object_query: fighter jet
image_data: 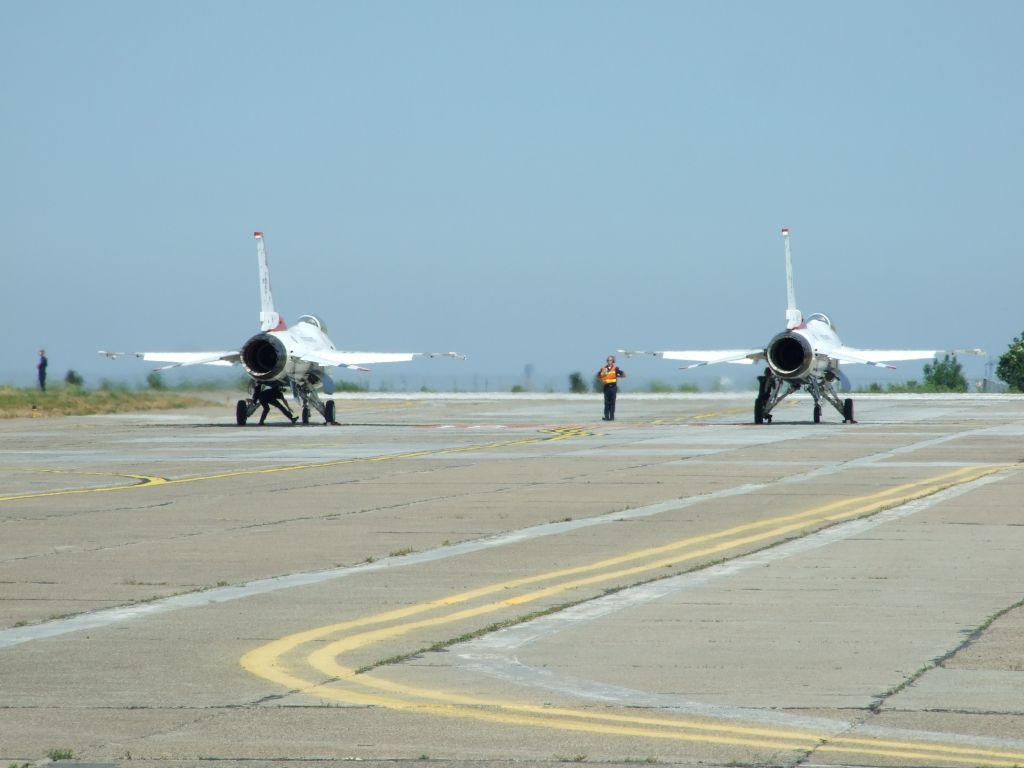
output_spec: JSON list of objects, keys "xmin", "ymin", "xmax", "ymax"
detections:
[
  {"xmin": 101, "ymin": 232, "xmax": 461, "ymax": 425},
  {"xmin": 622, "ymin": 228, "xmax": 971, "ymax": 424}
]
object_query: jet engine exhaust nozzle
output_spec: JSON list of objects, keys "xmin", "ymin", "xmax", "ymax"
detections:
[
  {"xmin": 766, "ymin": 331, "xmax": 813, "ymax": 379},
  {"xmin": 240, "ymin": 333, "xmax": 288, "ymax": 381}
]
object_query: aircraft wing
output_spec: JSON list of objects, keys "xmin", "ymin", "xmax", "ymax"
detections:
[
  {"xmin": 99, "ymin": 351, "xmax": 239, "ymax": 369},
  {"xmin": 621, "ymin": 349, "xmax": 764, "ymax": 369},
  {"xmin": 834, "ymin": 347, "xmax": 941, "ymax": 369},
  {"xmin": 295, "ymin": 350, "xmax": 463, "ymax": 370}
]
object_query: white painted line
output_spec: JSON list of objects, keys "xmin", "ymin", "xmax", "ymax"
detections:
[
  {"xmin": 0, "ymin": 425, "xmax": 1005, "ymax": 651},
  {"xmin": 453, "ymin": 471, "xmax": 1024, "ymax": 752}
]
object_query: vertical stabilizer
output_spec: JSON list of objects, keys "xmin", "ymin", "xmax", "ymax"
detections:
[
  {"xmin": 254, "ymin": 231, "xmax": 285, "ymax": 331},
  {"xmin": 782, "ymin": 227, "xmax": 802, "ymax": 329}
]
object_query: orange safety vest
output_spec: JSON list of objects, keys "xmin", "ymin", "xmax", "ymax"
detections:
[{"xmin": 599, "ymin": 366, "xmax": 618, "ymax": 386}]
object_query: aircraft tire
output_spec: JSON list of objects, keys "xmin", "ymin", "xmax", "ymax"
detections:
[
  {"xmin": 236, "ymin": 399, "xmax": 249, "ymax": 426},
  {"xmin": 301, "ymin": 407, "xmax": 310, "ymax": 425},
  {"xmin": 324, "ymin": 400, "xmax": 336, "ymax": 424},
  {"xmin": 754, "ymin": 398, "xmax": 764, "ymax": 425},
  {"xmin": 813, "ymin": 404, "xmax": 821, "ymax": 424},
  {"xmin": 843, "ymin": 398, "xmax": 855, "ymax": 423}
]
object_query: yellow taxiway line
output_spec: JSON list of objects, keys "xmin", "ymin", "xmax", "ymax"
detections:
[
  {"xmin": 242, "ymin": 462, "xmax": 1023, "ymax": 766},
  {"xmin": 0, "ymin": 426, "xmax": 593, "ymax": 504}
]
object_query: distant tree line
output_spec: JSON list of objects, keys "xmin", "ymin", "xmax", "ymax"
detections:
[{"xmin": 997, "ymin": 331, "xmax": 1024, "ymax": 391}]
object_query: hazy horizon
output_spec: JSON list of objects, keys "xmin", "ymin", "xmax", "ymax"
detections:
[{"xmin": 5, "ymin": 2, "xmax": 1020, "ymax": 395}]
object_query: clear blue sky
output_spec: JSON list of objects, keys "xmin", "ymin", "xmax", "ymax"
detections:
[{"xmin": 3, "ymin": 1, "xmax": 1021, "ymax": 391}]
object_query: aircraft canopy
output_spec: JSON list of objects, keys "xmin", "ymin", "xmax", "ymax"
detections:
[{"xmin": 296, "ymin": 314, "xmax": 328, "ymax": 334}]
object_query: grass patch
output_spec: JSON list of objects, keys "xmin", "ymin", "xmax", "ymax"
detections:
[{"xmin": 0, "ymin": 386, "xmax": 213, "ymax": 418}]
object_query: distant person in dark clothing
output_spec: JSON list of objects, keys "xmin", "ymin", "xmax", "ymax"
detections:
[
  {"xmin": 598, "ymin": 355, "xmax": 625, "ymax": 421},
  {"xmin": 253, "ymin": 381, "xmax": 297, "ymax": 425},
  {"xmin": 37, "ymin": 350, "xmax": 48, "ymax": 392}
]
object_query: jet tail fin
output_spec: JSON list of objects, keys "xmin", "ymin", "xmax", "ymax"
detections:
[
  {"xmin": 254, "ymin": 231, "xmax": 285, "ymax": 331},
  {"xmin": 782, "ymin": 227, "xmax": 802, "ymax": 329}
]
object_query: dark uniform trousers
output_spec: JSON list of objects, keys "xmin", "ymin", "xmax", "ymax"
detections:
[{"xmin": 603, "ymin": 384, "xmax": 617, "ymax": 420}]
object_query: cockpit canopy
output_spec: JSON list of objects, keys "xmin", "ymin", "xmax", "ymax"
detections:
[
  {"xmin": 806, "ymin": 313, "xmax": 836, "ymax": 332},
  {"xmin": 296, "ymin": 314, "xmax": 328, "ymax": 334}
]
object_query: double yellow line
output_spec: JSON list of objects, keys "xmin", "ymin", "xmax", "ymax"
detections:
[{"xmin": 241, "ymin": 463, "xmax": 1023, "ymax": 766}]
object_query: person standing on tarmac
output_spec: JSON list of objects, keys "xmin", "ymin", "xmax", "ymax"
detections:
[
  {"xmin": 37, "ymin": 349, "xmax": 48, "ymax": 392},
  {"xmin": 598, "ymin": 355, "xmax": 625, "ymax": 421}
]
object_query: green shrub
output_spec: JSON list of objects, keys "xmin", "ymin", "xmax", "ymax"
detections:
[{"xmin": 568, "ymin": 372, "xmax": 588, "ymax": 393}]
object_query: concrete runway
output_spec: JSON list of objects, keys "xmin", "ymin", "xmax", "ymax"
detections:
[{"xmin": 2, "ymin": 393, "xmax": 1023, "ymax": 767}]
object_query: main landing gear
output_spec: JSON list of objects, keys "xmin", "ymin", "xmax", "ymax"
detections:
[
  {"xmin": 236, "ymin": 398, "xmax": 259, "ymax": 426},
  {"xmin": 292, "ymin": 380, "xmax": 339, "ymax": 426},
  {"xmin": 297, "ymin": 400, "xmax": 336, "ymax": 425},
  {"xmin": 236, "ymin": 382, "xmax": 339, "ymax": 426},
  {"xmin": 754, "ymin": 369, "xmax": 856, "ymax": 425}
]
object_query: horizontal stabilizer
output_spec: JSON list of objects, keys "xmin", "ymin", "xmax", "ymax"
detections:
[
  {"xmin": 660, "ymin": 349, "xmax": 764, "ymax": 365},
  {"xmin": 99, "ymin": 350, "xmax": 238, "ymax": 369},
  {"xmin": 297, "ymin": 350, "xmax": 465, "ymax": 368},
  {"xmin": 619, "ymin": 349, "xmax": 763, "ymax": 369},
  {"xmin": 834, "ymin": 347, "xmax": 943, "ymax": 368}
]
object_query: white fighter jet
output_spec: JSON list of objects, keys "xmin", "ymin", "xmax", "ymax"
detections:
[
  {"xmin": 622, "ymin": 228, "xmax": 974, "ymax": 424},
  {"xmin": 101, "ymin": 232, "xmax": 461, "ymax": 425}
]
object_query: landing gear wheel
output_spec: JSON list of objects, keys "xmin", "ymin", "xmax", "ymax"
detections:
[
  {"xmin": 754, "ymin": 398, "xmax": 765, "ymax": 425},
  {"xmin": 301, "ymin": 407, "xmax": 310, "ymax": 425},
  {"xmin": 843, "ymin": 398, "xmax": 855, "ymax": 423},
  {"xmin": 324, "ymin": 400, "xmax": 336, "ymax": 424},
  {"xmin": 236, "ymin": 399, "xmax": 249, "ymax": 426},
  {"xmin": 813, "ymin": 403, "xmax": 821, "ymax": 424}
]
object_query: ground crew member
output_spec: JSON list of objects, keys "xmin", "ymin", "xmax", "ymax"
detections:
[
  {"xmin": 598, "ymin": 355, "xmax": 625, "ymax": 421},
  {"xmin": 37, "ymin": 349, "xmax": 48, "ymax": 392},
  {"xmin": 253, "ymin": 381, "xmax": 297, "ymax": 425}
]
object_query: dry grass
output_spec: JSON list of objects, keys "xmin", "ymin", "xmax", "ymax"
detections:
[{"xmin": 0, "ymin": 386, "xmax": 214, "ymax": 418}]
